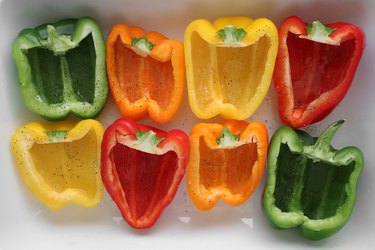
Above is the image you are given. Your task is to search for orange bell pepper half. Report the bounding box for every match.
[106,24,185,123]
[187,120,268,210]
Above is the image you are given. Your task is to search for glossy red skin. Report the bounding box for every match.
[274,16,365,128]
[101,118,189,229]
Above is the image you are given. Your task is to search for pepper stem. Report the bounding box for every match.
[45,130,68,142]
[131,36,155,57]
[216,127,240,148]
[306,21,335,38]
[300,21,339,46]
[313,120,345,152]
[41,25,77,56]
[217,25,247,44]
[134,130,165,152]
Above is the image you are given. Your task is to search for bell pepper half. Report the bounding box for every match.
[12,17,108,121]
[187,120,268,210]
[106,24,185,123]
[101,118,189,229]
[11,119,104,210]
[184,16,278,120]
[263,120,364,240]
[274,16,365,128]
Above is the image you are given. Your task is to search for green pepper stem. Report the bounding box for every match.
[313,120,345,152]
[217,25,247,44]
[300,21,339,46]
[41,25,77,56]
[306,21,335,37]
[216,127,240,147]
[131,36,155,57]
[45,130,68,142]
[135,130,164,148]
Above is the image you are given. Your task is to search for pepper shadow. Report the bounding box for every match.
[41,197,113,225]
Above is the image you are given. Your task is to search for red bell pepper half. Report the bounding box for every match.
[274,16,365,128]
[101,118,189,229]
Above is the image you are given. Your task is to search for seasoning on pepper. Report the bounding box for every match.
[12,17,108,121]
[11,119,104,210]
[184,16,278,120]
[187,120,268,210]
[106,24,185,123]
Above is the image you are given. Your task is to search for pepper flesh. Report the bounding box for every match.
[101,118,189,228]
[187,120,268,210]
[11,119,104,210]
[263,120,364,240]
[184,16,278,120]
[12,17,108,121]
[106,24,185,123]
[274,16,365,128]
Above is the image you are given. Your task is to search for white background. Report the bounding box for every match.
[0,0,374,249]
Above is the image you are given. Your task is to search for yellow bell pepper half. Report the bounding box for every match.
[11,119,104,210]
[184,16,278,120]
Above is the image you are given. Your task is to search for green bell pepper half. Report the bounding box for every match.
[12,16,108,121]
[263,120,364,240]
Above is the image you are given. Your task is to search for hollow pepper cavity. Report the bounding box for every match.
[101,118,189,229]
[106,24,185,123]
[263,120,364,240]
[184,16,278,120]
[274,16,365,128]
[12,17,108,121]
[11,119,104,210]
[187,120,268,210]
